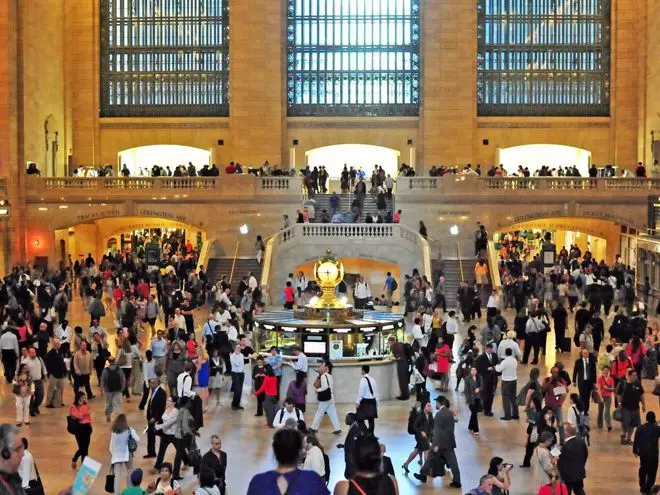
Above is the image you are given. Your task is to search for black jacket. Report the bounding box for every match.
[633,422,660,458]
[558,436,588,483]
[45,348,66,379]
[572,357,597,386]
[201,449,227,481]
[146,386,167,423]
[475,352,499,385]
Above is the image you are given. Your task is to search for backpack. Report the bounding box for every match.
[322,452,331,484]
[106,366,122,392]
[572,406,590,436]
[407,407,419,435]
[391,279,398,292]
[276,407,302,424]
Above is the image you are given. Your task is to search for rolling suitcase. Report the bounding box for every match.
[559,337,571,353]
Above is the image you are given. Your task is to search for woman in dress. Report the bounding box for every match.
[196,347,210,411]
[116,337,134,400]
[402,401,433,474]
[208,348,224,407]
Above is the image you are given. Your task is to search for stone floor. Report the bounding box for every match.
[1,297,657,494]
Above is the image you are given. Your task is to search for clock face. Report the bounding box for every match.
[317,261,339,283]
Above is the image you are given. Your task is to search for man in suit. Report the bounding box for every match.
[475,344,499,416]
[414,396,461,488]
[144,376,167,459]
[558,423,588,495]
[633,411,660,495]
[572,348,597,414]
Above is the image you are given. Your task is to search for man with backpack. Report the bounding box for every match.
[273,398,305,429]
[383,272,398,307]
[101,355,126,422]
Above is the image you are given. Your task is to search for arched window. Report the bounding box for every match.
[477,0,611,116]
[100,0,229,117]
[287,0,420,117]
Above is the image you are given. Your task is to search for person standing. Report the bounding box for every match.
[388,336,410,400]
[24,348,46,418]
[291,346,308,382]
[230,343,245,410]
[542,366,568,444]
[617,369,646,445]
[310,360,342,434]
[252,364,278,428]
[464,366,482,434]
[557,424,588,495]
[596,366,615,431]
[73,340,95,399]
[414,396,462,488]
[523,311,544,365]
[355,365,379,434]
[144,377,167,460]
[150,330,168,377]
[69,391,93,469]
[102,356,126,422]
[475,344,499,417]
[633,411,660,495]
[200,435,227,495]
[571,348,596,416]
[13,366,32,427]
[45,340,67,408]
[0,329,19,383]
[495,347,519,420]
[551,302,568,352]
[266,346,283,400]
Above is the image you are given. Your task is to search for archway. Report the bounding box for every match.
[498,144,591,177]
[305,144,399,178]
[118,145,211,176]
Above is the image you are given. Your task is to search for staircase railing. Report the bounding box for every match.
[457,241,465,282]
[487,240,502,290]
[196,239,213,275]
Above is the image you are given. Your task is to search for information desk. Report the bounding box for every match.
[278,357,399,404]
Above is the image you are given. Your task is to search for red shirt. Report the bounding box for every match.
[186,340,198,359]
[435,344,451,374]
[254,375,278,397]
[543,377,567,408]
[70,404,92,425]
[625,345,645,365]
[597,375,615,398]
[138,282,150,298]
[613,358,632,379]
[538,483,567,495]
[284,286,295,303]
[113,287,124,303]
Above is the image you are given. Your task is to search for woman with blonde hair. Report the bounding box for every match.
[196,347,210,411]
[116,336,134,400]
[108,413,140,495]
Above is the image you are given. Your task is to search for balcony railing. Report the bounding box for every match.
[25,175,303,200]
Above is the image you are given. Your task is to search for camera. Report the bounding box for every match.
[502,463,513,471]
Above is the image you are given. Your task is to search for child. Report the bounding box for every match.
[13,365,33,426]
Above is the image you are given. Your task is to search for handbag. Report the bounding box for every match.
[410,368,425,386]
[127,433,138,453]
[613,407,623,422]
[66,415,79,435]
[25,462,45,495]
[355,378,378,421]
[104,465,115,494]
[187,437,202,469]
[317,374,332,402]
[591,388,602,406]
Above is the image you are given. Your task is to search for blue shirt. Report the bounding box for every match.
[247,469,328,495]
[385,276,394,289]
[266,354,283,377]
[150,338,167,358]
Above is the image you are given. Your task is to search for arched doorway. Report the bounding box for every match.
[305,144,400,177]
[118,145,212,176]
[498,144,592,177]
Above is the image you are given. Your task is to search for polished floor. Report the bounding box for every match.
[2,298,657,495]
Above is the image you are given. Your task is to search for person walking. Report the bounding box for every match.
[523,311,544,365]
[355,365,379,434]
[108,414,140,495]
[116,338,134,400]
[495,347,519,420]
[144,377,167,460]
[45,340,67,408]
[414,396,461,488]
[69,391,93,469]
[388,336,410,400]
[334,435,399,494]
[572,348,596,415]
[617,369,646,445]
[596,365,615,431]
[173,398,197,481]
[402,401,433,475]
[153,396,178,471]
[310,360,342,434]
[633,411,660,495]
[102,356,126,422]
[73,340,95,399]
[24,348,46,418]
[0,328,19,384]
[200,435,228,495]
[13,365,32,426]
[464,366,483,434]
[557,424,588,495]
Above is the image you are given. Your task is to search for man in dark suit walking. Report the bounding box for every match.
[572,348,597,414]
[414,396,461,488]
[558,423,588,495]
[633,411,660,495]
[144,376,167,459]
[475,344,499,416]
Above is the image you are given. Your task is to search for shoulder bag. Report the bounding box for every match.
[355,378,378,421]
[317,374,332,402]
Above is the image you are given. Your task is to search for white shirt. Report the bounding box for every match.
[155,478,180,495]
[497,339,522,361]
[411,324,424,342]
[303,445,325,477]
[356,375,379,407]
[248,276,258,290]
[55,325,72,344]
[272,407,305,428]
[354,282,370,299]
[109,428,140,464]
[445,317,458,335]
[495,355,518,381]
[316,372,334,402]
[176,372,195,398]
[214,310,231,325]
[143,360,157,385]
[293,352,308,373]
[156,408,178,436]
[225,325,238,342]
[487,295,500,309]
[230,352,245,373]
[174,314,186,330]
[0,331,18,354]
[18,449,36,488]
[422,313,433,333]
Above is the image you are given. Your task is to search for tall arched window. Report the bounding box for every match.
[477,0,611,116]
[287,0,420,117]
[100,0,229,117]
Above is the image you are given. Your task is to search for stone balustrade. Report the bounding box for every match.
[25,175,303,201]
